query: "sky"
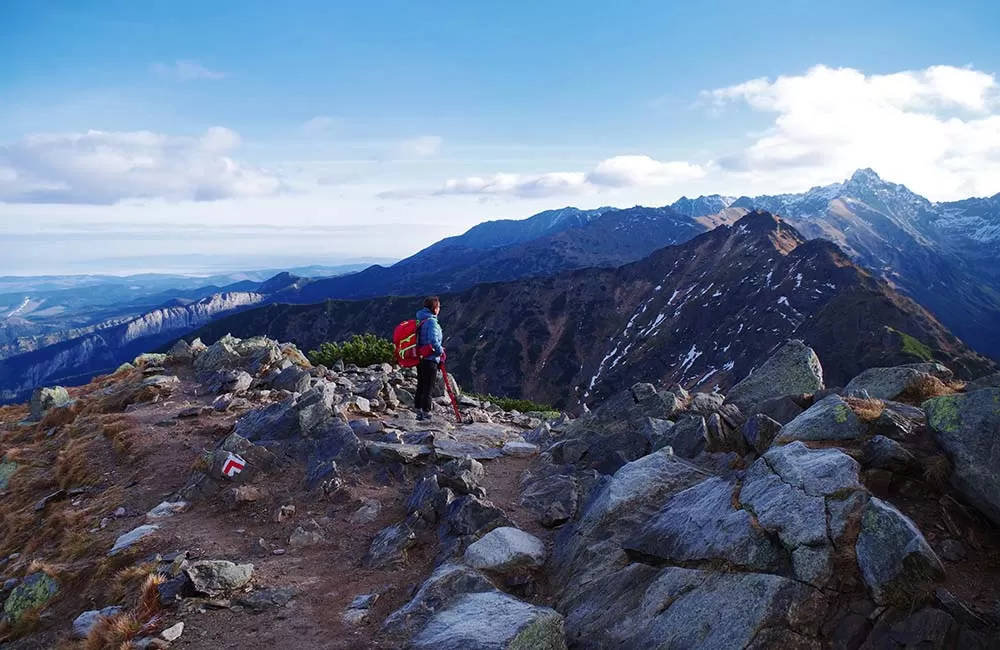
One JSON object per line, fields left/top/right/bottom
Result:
{"left": 2, "top": 0, "right": 1000, "bottom": 275}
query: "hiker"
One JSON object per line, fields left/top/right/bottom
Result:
{"left": 413, "top": 296, "right": 445, "bottom": 420}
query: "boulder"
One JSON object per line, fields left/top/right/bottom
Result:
{"left": 859, "top": 607, "right": 957, "bottom": 650}
{"left": 750, "top": 395, "right": 806, "bottom": 425}
{"left": 382, "top": 564, "right": 497, "bottom": 638}
{"left": 2, "top": 573, "right": 59, "bottom": 624}
{"left": 639, "top": 418, "right": 675, "bottom": 452}
{"left": 109, "top": 524, "right": 159, "bottom": 555}
{"left": 406, "top": 475, "right": 448, "bottom": 523}
{"left": 725, "top": 340, "right": 824, "bottom": 412}
{"left": 184, "top": 560, "right": 254, "bottom": 597}
{"left": 195, "top": 334, "right": 282, "bottom": 377}
{"left": 167, "top": 339, "right": 194, "bottom": 362}
{"left": 464, "top": 527, "right": 547, "bottom": 573}
{"left": 689, "top": 392, "right": 725, "bottom": 415}
{"left": 924, "top": 389, "right": 1000, "bottom": 526}
{"left": 741, "top": 413, "right": 783, "bottom": 455}
{"left": 72, "top": 606, "right": 125, "bottom": 638}
{"left": 272, "top": 365, "right": 312, "bottom": 393}
{"left": 662, "top": 415, "right": 708, "bottom": 458}
{"left": 409, "top": 591, "right": 566, "bottom": 650}
{"left": 739, "top": 442, "right": 865, "bottom": 587}
{"left": 438, "top": 456, "right": 485, "bottom": 496}
{"left": 774, "top": 395, "right": 864, "bottom": 444}
{"left": 855, "top": 498, "right": 944, "bottom": 607}
{"left": 552, "top": 450, "right": 710, "bottom": 602}
{"left": 29, "top": 385, "right": 71, "bottom": 420}
{"left": 368, "top": 442, "right": 434, "bottom": 465}
{"left": 562, "top": 564, "right": 826, "bottom": 650}
{"left": 626, "top": 477, "right": 783, "bottom": 571}
{"left": 845, "top": 366, "right": 933, "bottom": 401}
{"left": 521, "top": 474, "right": 578, "bottom": 528}
{"left": 443, "top": 496, "right": 512, "bottom": 538}
{"left": 502, "top": 441, "right": 539, "bottom": 457}
{"left": 862, "top": 436, "right": 918, "bottom": 473}
{"left": 362, "top": 519, "right": 417, "bottom": 569}
{"left": 965, "top": 372, "right": 1000, "bottom": 392}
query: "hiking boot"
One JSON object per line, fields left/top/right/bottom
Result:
{"left": 415, "top": 410, "right": 429, "bottom": 421}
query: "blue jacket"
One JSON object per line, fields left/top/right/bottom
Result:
{"left": 416, "top": 308, "right": 444, "bottom": 363}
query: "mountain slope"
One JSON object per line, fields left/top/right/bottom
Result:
{"left": 185, "top": 212, "right": 992, "bottom": 409}
{"left": 0, "top": 291, "right": 266, "bottom": 403}
{"left": 286, "top": 205, "right": 709, "bottom": 302}
{"left": 686, "top": 169, "right": 1000, "bottom": 361}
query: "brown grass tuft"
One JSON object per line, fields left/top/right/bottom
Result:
{"left": 134, "top": 574, "right": 165, "bottom": 622}
{"left": 84, "top": 612, "right": 142, "bottom": 650}
{"left": 110, "top": 562, "right": 157, "bottom": 602}
{"left": 923, "top": 454, "right": 952, "bottom": 491}
{"left": 844, "top": 397, "right": 885, "bottom": 422}
{"left": 899, "top": 375, "right": 958, "bottom": 404}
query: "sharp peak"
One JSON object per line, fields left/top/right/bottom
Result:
{"left": 847, "top": 167, "right": 883, "bottom": 183}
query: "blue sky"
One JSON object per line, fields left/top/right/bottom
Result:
{"left": 2, "top": 0, "right": 999, "bottom": 274}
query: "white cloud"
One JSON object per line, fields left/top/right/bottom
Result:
{"left": 151, "top": 60, "right": 226, "bottom": 80}
{"left": 0, "top": 127, "right": 284, "bottom": 204}
{"left": 300, "top": 116, "right": 342, "bottom": 135}
{"left": 395, "top": 135, "right": 442, "bottom": 158}
{"left": 705, "top": 64, "right": 1000, "bottom": 199}
{"left": 382, "top": 155, "right": 705, "bottom": 199}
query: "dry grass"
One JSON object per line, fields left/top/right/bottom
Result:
{"left": 83, "top": 612, "right": 142, "bottom": 650}
{"left": 134, "top": 574, "right": 165, "bottom": 622}
{"left": 844, "top": 397, "right": 885, "bottom": 423}
{"left": 898, "top": 375, "right": 960, "bottom": 404}
{"left": 922, "top": 454, "right": 952, "bottom": 491}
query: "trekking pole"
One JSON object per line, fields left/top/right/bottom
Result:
{"left": 439, "top": 362, "right": 463, "bottom": 424}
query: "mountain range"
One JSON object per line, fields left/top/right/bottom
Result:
{"left": 2, "top": 169, "right": 998, "bottom": 406}
{"left": 186, "top": 211, "right": 993, "bottom": 409}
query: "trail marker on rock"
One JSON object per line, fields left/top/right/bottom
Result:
{"left": 222, "top": 453, "right": 246, "bottom": 478}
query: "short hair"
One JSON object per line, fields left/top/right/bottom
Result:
{"left": 424, "top": 296, "right": 440, "bottom": 310}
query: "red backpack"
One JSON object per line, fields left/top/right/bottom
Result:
{"left": 393, "top": 319, "right": 433, "bottom": 367}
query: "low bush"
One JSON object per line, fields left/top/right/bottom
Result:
{"left": 308, "top": 333, "right": 395, "bottom": 368}
{"left": 470, "top": 393, "right": 554, "bottom": 413}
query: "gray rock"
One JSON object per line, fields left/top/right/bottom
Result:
{"left": 552, "top": 450, "right": 710, "bottom": 602}
{"left": 775, "top": 395, "right": 865, "bottom": 444}
{"left": 288, "top": 521, "right": 326, "bottom": 548}
{"left": 464, "top": 527, "right": 547, "bottom": 573}
{"left": 561, "top": 564, "right": 826, "bottom": 650}
{"left": 72, "top": 606, "right": 124, "bottom": 638}
{"left": 860, "top": 607, "right": 956, "bottom": 650}
{"left": 109, "top": 524, "right": 159, "bottom": 555}
{"left": 434, "top": 439, "right": 504, "bottom": 461}
{"left": 349, "top": 418, "right": 384, "bottom": 436}
{"left": 185, "top": 560, "right": 254, "bottom": 597}
{"left": 924, "top": 389, "right": 1000, "bottom": 526}
{"left": 362, "top": 519, "right": 417, "bottom": 569}
{"left": 1, "top": 573, "right": 59, "bottom": 624}
{"left": 856, "top": 497, "right": 944, "bottom": 607}
{"left": 862, "top": 435, "right": 918, "bottom": 473}
{"left": 410, "top": 591, "right": 566, "bottom": 650}
{"left": 167, "top": 339, "right": 194, "bottom": 362}
{"left": 663, "top": 414, "right": 708, "bottom": 458}
{"left": 501, "top": 441, "right": 539, "bottom": 457}
{"left": 639, "top": 418, "right": 675, "bottom": 452}
{"left": 761, "top": 440, "right": 863, "bottom": 497}
{"left": 524, "top": 422, "right": 552, "bottom": 446}
{"left": 272, "top": 365, "right": 311, "bottom": 393}
{"left": 966, "top": 372, "right": 1000, "bottom": 392}
{"left": 750, "top": 394, "right": 806, "bottom": 425}
{"left": 368, "top": 441, "right": 434, "bottom": 464}
{"left": 626, "top": 477, "right": 784, "bottom": 571}
{"left": 521, "top": 474, "right": 578, "bottom": 528}
{"left": 874, "top": 407, "right": 918, "bottom": 440}
{"left": 689, "top": 391, "right": 725, "bottom": 415}
{"left": 443, "top": 496, "right": 512, "bottom": 538}
{"left": 350, "top": 498, "right": 382, "bottom": 525}
{"left": 725, "top": 340, "right": 824, "bottom": 412}
{"left": 146, "top": 501, "right": 189, "bottom": 520}
{"left": 741, "top": 413, "right": 783, "bottom": 455}
{"left": 233, "top": 587, "right": 297, "bottom": 612}
{"left": 845, "top": 366, "right": 931, "bottom": 401}
{"left": 438, "top": 456, "right": 486, "bottom": 496}
{"left": 406, "top": 475, "right": 447, "bottom": 522}
{"left": 382, "top": 563, "right": 497, "bottom": 638}
{"left": 29, "top": 385, "right": 71, "bottom": 420}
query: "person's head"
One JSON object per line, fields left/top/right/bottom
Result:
{"left": 424, "top": 296, "right": 441, "bottom": 315}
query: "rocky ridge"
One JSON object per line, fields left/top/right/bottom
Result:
{"left": 1, "top": 334, "right": 998, "bottom": 649}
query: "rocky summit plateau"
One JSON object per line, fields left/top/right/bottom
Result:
{"left": 1, "top": 331, "right": 998, "bottom": 649}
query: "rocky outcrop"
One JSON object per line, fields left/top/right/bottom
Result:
{"left": 924, "top": 389, "right": 1000, "bottom": 526}
{"left": 726, "top": 340, "right": 824, "bottom": 413}
{"left": 775, "top": 395, "right": 865, "bottom": 444}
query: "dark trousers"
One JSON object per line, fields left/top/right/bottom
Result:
{"left": 414, "top": 359, "right": 439, "bottom": 412}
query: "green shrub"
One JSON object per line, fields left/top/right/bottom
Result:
{"left": 308, "top": 333, "right": 395, "bottom": 367}
{"left": 470, "top": 393, "right": 554, "bottom": 413}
